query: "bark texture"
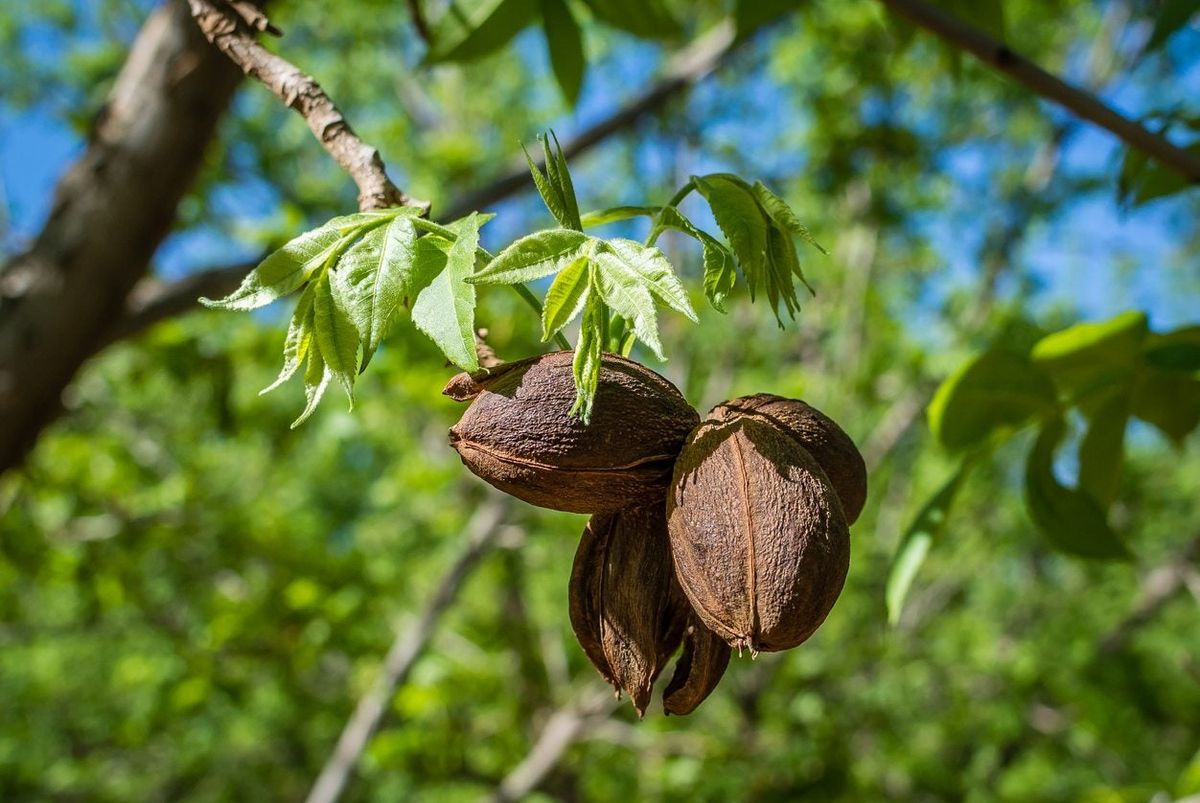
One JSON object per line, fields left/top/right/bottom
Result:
{"left": 0, "top": 0, "right": 244, "bottom": 474}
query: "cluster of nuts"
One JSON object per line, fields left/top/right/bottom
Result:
{"left": 444, "top": 352, "right": 866, "bottom": 716}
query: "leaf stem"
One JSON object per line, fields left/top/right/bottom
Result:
{"left": 512, "top": 283, "right": 571, "bottom": 351}
{"left": 647, "top": 180, "right": 697, "bottom": 246}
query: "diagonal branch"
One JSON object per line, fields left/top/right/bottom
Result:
{"left": 304, "top": 496, "right": 512, "bottom": 803}
{"left": 877, "top": 0, "right": 1200, "bottom": 184}
{"left": 492, "top": 689, "right": 621, "bottom": 802}
{"left": 186, "top": 0, "right": 427, "bottom": 211}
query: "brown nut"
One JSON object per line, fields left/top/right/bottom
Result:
{"left": 568, "top": 503, "right": 687, "bottom": 716}
{"left": 445, "top": 351, "right": 698, "bottom": 513}
{"left": 667, "top": 414, "right": 851, "bottom": 653}
{"left": 662, "top": 614, "right": 732, "bottom": 716}
{"left": 711, "top": 394, "right": 867, "bottom": 524}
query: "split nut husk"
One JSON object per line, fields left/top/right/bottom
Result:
{"left": 667, "top": 413, "right": 851, "bottom": 653}
{"left": 569, "top": 503, "right": 730, "bottom": 716}
{"left": 711, "top": 394, "right": 867, "bottom": 524}
{"left": 445, "top": 351, "right": 698, "bottom": 514}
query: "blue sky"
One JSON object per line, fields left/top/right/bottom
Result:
{"left": 1, "top": 3, "right": 1197, "bottom": 333}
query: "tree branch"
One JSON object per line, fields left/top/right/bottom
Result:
{"left": 492, "top": 689, "right": 620, "bottom": 803}
{"left": 105, "top": 18, "right": 742, "bottom": 348}
{"left": 304, "top": 496, "right": 512, "bottom": 803}
{"left": 104, "top": 261, "right": 258, "bottom": 346}
{"left": 0, "top": 0, "right": 245, "bottom": 476}
{"left": 877, "top": 0, "right": 1200, "bottom": 183}
{"left": 186, "top": 0, "right": 427, "bottom": 211}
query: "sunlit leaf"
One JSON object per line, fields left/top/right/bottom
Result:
{"left": 261, "top": 282, "right": 316, "bottom": 395}
{"left": 312, "top": 271, "right": 360, "bottom": 403}
{"left": 201, "top": 225, "right": 344, "bottom": 311}
{"left": 570, "top": 288, "right": 605, "bottom": 422}
{"left": 470, "top": 228, "right": 589, "bottom": 284}
{"left": 1032, "top": 311, "right": 1147, "bottom": 402}
{"left": 411, "top": 213, "right": 483, "bottom": 371}
{"left": 541, "top": 254, "right": 590, "bottom": 341}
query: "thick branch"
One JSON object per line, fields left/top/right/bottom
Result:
{"left": 304, "top": 497, "right": 512, "bottom": 803}
{"left": 186, "top": 0, "right": 426, "bottom": 211}
{"left": 0, "top": 0, "right": 244, "bottom": 476}
{"left": 443, "top": 19, "right": 738, "bottom": 220}
{"left": 877, "top": 0, "right": 1200, "bottom": 183}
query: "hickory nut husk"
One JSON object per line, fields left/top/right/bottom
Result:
{"left": 445, "top": 351, "right": 698, "bottom": 514}
{"left": 667, "top": 412, "right": 851, "bottom": 653}
{"left": 711, "top": 394, "right": 867, "bottom": 524}
{"left": 569, "top": 502, "right": 730, "bottom": 716}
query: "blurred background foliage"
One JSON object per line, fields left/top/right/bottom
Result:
{"left": 1, "top": 0, "right": 1198, "bottom": 800}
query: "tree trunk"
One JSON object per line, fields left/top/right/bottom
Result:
{"left": 0, "top": 0, "right": 242, "bottom": 474}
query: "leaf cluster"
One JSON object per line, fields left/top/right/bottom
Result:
{"left": 888, "top": 310, "right": 1200, "bottom": 620}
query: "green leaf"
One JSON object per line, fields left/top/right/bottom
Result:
{"left": 591, "top": 250, "right": 664, "bottom": 360}
{"left": 581, "top": 0, "right": 682, "bottom": 38}
{"left": 928, "top": 350, "right": 1058, "bottom": 451}
{"left": 701, "top": 236, "right": 737, "bottom": 313}
{"left": 751, "top": 181, "right": 827, "bottom": 254}
{"left": 543, "top": 132, "right": 581, "bottom": 229}
{"left": 261, "top": 282, "right": 316, "bottom": 395}
{"left": 570, "top": 288, "right": 604, "bottom": 422}
{"left": 600, "top": 239, "right": 697, "bottom": 322}
{"left": 541, "top": 254, "right": 590, "bottom": 341}
{"left": 579, "top": 206, "right": 659, "bottom": 228}
{"left": 312, "top": 271, "right": 360, "bottom": 404}
{"left": 886, "top": 457, "right": 975, "bottom": 625}
{"left": 331, "top": 214, "right": 421, "bottom": 370}
{"left": 1131, "top": 367, "right": 1200, "bottom": 444}
{"left": 1024, "top": 418, "right": 1130, "bottom": 560}
{"left": 540, "top": 0, "right": 585, "bottom": 105}
{"left": 470, "top": 228, "right": 589, "bottom": 284}
{"left": 426, "top": 0, "right": 539, "bottom": 62}
{"left": 411, "top": 213, "right": 482, "bottom": 372}
{"left": 1144, "top": 325, "right": 1200, "bottom": 372}
{"left": 652, "top": 206, "right": 736, "bottom": 313}
{"left": 1032, "top": 311, "right": 1148, "bottom": 401}
{"left": 1078, "top": 389, "right": 1130, "bottom": 509}
{"left": 201, "top": 225, "right": 343, "bottom": 310}
{"left": 292, "top": 339, "right": 332, "bottom": 428}
{"left": 692, "top": 173, "right": 769, "bottom": 299}
{"left": 523, "top": 144, "right": 571, "bottom": 228}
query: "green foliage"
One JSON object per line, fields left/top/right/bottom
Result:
{"left": 900, "top": 311, "right": 1200, "bottom": 612}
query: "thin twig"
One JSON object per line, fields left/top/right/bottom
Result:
{"left": 877, "top": 0, "right": 1200, "bottom": 183}
{"left": 491, "top": 689, "right": 620, "bottom": 802}
{"left": 102, "top": 261, "right": 258, "bottom": 347}
{"left": 186, "top": 0, "right": 427, "bottom": 211}
{"left": 304, "top": 496, "right": 512, "bottom": 803}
